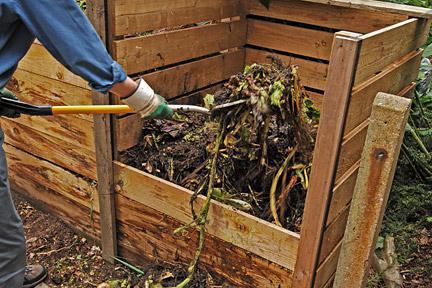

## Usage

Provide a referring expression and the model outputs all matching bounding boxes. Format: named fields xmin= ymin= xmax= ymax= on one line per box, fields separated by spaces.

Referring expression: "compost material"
xmin=122 ymin=58 xmax=319 ymax=232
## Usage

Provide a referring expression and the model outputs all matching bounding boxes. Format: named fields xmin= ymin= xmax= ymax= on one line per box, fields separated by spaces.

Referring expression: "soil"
xmin=14 ymin=193 xmax=230 ymax=288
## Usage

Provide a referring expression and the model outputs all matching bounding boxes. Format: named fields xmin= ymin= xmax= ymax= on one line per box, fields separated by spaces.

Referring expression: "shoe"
xmin=22 ymin=265 xmax=48 ymax=288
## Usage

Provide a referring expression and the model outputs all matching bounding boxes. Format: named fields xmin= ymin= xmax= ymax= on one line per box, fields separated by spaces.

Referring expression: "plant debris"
xmin=122 ymin=59 xmax=319 ymax=286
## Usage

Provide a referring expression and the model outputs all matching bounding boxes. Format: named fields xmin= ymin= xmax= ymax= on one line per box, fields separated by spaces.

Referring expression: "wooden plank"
xmin=245 ymin=48 xmax=328 ymax=91
xmin=326 ymin=162 xmax=359 ymax=227
xmin=293 ymin=32 xmax=361 ymax=288
xmin=346 ymin=50 xmax=422 ymax=135
xmin=315 ymin=242 xmax=342 ymax=288
xmin=4 ymin=144 xmax=99 ymax=214
xmin=144 ymin=49 xmax=244 ymax=99
xmin=18 ymin=43 xmax=89 ymax=90
xmin=5 ymin=114 xmax=95 ymax=151
xmin=114 ymin=0 xmax=243 ymax=36
xmin=318 ymin=206 xmax=349 ymax=265
xmin=355 ymin=18 xmax=430 ymax=85
xmin=8 ymin=69 xmax=93 ymax=121
xmin=247 ymin=0 xmax=407 ymax=33
xmin=116 ymin=194 xmax=293 ymax=288
xmin=299 ymin=0 xmax=432 ymax=19
xmin=114 ymin=20 xmax=247 ymax=74
xmin=247 ymin=19 xmax=334 ymax=61
xmin=1 ymin=120 xmax=97 ymax=180
xmin=334 ymin=93 xmax=411 ymax=287
xmin=306 ymin=91 xmax=324 ymax=110
xmin=114 ymin=162 xmax=300 ymax=271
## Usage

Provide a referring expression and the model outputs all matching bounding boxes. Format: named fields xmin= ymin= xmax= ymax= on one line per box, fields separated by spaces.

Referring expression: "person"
xmin=0 ymin=0 xmax=173 ymax=287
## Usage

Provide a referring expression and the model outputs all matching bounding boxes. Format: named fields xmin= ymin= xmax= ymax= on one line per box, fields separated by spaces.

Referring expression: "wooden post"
xmin=293 ymin=32 xmax=361 ymax=288
xmin=87 ymin=0 xmax=118 ymax=263
xmin=333 ymin=93 xmax=411 ymax=287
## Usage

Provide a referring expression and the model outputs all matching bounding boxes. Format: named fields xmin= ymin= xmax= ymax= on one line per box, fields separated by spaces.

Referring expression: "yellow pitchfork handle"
xmin=51 ymin=105 xmax=133 ymax=115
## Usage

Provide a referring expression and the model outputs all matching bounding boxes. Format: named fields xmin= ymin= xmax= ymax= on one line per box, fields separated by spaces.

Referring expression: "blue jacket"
xmin=0 ymin=0 xmax=126 ymax=93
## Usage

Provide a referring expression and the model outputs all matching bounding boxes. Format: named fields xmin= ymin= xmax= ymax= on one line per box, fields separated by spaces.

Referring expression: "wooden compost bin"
xmin=1 ymin=1 xmax=431 ymax=287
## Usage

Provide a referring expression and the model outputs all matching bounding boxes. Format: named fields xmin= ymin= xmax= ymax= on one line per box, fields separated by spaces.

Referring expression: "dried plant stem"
xmin=270 ymin=146 xmax=297 ymax=226
xmin=175 ymin=121 xmax=225 ymax=288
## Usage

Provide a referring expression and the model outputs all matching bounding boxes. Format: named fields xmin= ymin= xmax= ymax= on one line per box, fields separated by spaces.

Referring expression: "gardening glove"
xmin=0 ymin=87 xmax=21 ymax=118
xmin=121 ymin=79 xmax=173 ymax=119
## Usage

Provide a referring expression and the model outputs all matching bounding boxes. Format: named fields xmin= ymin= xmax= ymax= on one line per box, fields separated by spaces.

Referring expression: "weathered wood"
xmin=334 ymin=93 xmax=411 ymax=287
xmin=4 ymin=144 xmax=99 ymax=214
xmin=1 ymin=120 xmax=97 ymax=180
xmin=113 ymin=0 xmax=243 ymax=36
xmin=114 ymin=162 xmax=300 ymax=270
xmin=293 ymin=33 xmax=361 ymax=288
xmin=245 ymin=48 xmax=328 ymax=91
xmin=315 ymin=242 xmax=342 ymax=288
xmin=144 ymin=49 xmax=244 ymax=99
xmin=247 ymin=0 xmax=407 ymax=33
xmin=300 ymin=0 xmax=432 ymax=19
xmin=346 ymin=50 xmax=422 ymax=135
xmin=88 ymin=0 xmax=118 ymax=263
xmin=114 ymin=20 xmax=247 ymax=74
xmin=247 ymin=19 xmax=334 ymax=61
xmin=18 ymin=43 xmax=89 ymax=90
xmin=355 ymin=18 xmax=429 ymax=85
xmin=5 ymin=114 xmax=94 ymax=151
xmin=116 ymin=194 xmax=293 ymax=288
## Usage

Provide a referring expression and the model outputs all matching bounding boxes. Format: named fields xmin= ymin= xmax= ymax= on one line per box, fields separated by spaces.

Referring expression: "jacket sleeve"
xmin=13 ymin=0 xmax=127 ymax=93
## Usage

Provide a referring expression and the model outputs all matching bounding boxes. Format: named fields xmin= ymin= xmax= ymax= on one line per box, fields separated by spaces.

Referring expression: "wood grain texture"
xmin=315 ymin=241 xmax=342 ymax=288
xmin=18 ymin=43 xmax=89 ymax=90
xmin=116 ymin=194 xmax=293 ymax=288
xmin=1 ymin=120 xmax=97 ymax=180
xmin=4 ymin=144 xmax=99 ymax=214
xmin=114 ymin=0 xmax=243 ymax=36
xmin=355 ymin=18 xmax=430 ymax=85
xmin=245 ymin=48 xmax=328 ymax=91
xmin=334 ymin=93 xmax=411 ymax=287
xmin=346 ymin=50 xmax=422 ymax=135
xmin=144 ymin=50 xmax=244 ymax=99
xmin=300 ymin=0 xmax=432 ymax=19
xmin=293 ymin=33 xmax=361 ymax=288
xmin=114 ymin=162 xmax=300 ymax=271
xmin=247 ymin=0 xmax=407 ymax=33
xmin=247 ymin=19 xmax=334 ymax=61
xmin=114 ymin=20 xmax=247 ymax=74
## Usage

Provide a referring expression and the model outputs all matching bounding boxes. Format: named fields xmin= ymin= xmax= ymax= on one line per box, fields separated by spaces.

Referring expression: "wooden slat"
xmin=247 ymin=0 xmax=407 ymax=33
xmin=318 ymin=206 xmax=349 ymax=264
xmin=5 ymin=114 xmax=95 ymax=151
xmin=18 ymin=43 xmax=89 ymax=90
xmin=334 ymin=93 xmax=411 ymax=287
xmin=8 ymin=69 xmax=93 ymax=122
xmin=315 ymin=242 xmax=342 ymax=288
xmin=116 ymin=194 xmax=293 ymax=288
xmin=4 ymin=144 xmax=99 ymax=214
xmin=355 ymin=18 xmax=430 ymax=85
xmin=247 ymin=19 xmax=334 ymax=61
xmin=114 ymin=162 xmax=300 ymax=271
xmin=245 ymin=48 xmax=328 ymax=91
xmin=293 ymin=33 xmax=361 ymax=288
xmin=1 ymin=120 xmax=97 ymax=180
xmin=306 ymin=91 xmax=324 ymax=110
xmin=114 ymin=20 xmax=247 ymax=74
xmin=346 ymin=50 xmax=422 ymax=135
xmin=300 ymin=0 xmax=432 ymax=19
xmin=114 ymin=0 xmax=243 ymax=36
xmin=144 ymin=49 xmax=244 ymax=99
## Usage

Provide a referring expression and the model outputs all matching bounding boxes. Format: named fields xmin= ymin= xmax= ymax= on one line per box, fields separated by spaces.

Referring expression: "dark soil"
xmin=14 ymin=193 xmax=229 ymax=287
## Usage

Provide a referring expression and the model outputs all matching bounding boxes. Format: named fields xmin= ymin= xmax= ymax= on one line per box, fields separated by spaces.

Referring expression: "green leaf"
xmin=426 ymin=216 xmax=432 ymax=223
xmin=424 ymin=43 xmax=432 ymax=57
xmin=203 ymin=94 xmax=215 ymax=109
xmin=376 ymin=236 xmax=385 ymax=249
xmin=270 ymin=81 xmax=285 ymax=107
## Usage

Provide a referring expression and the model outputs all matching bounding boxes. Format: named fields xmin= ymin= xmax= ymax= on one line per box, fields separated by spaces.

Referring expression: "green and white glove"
xmin=0 ymin=87 xmax=21 ymax=118
xmin=121 ymin=79 xmax=173 ymax=119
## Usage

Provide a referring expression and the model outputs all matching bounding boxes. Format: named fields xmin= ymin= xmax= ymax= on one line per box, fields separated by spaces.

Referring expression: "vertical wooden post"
xmin=87 ymin=0 xmax=118 ymax=263
xmin=293 ymin=32 xmax=361 ymax=288
xmin=334 ymin=93 xmax=411 ymax=287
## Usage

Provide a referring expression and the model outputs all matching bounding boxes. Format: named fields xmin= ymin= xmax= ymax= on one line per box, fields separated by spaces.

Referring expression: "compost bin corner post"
xmin=87 ymin=0 xmax=118 ymax=263
xmin=292 ymin=31 xmax=362 ymax=288
xmin=333 ymin=92 xmax=412 ymax=287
